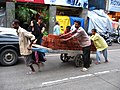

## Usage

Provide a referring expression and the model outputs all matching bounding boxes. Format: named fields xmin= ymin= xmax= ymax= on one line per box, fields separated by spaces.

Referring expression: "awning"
xmin=16 ymin=0 xmax=88 ymax=8
xmin=16 ymin=0 xmax=44 ymax=4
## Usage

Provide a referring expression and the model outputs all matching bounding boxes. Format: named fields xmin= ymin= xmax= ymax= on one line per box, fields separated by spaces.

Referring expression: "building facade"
xmin=0 ymin=0 xmax=88 ymax=34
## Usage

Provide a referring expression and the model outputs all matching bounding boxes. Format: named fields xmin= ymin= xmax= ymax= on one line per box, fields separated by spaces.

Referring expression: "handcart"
xmin=49 ymin=50 xmax=95 ymax=67
xmin=32 ymin=44 xmax=96 ymax=67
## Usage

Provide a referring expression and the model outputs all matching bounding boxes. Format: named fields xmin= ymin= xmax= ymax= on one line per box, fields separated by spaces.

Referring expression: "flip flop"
xmin=26 ymin=71 xmax=36 ymax=75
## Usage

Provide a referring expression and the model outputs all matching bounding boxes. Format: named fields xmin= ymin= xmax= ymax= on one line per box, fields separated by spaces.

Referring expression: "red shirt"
xmin=64 ymin=30 xmax=71 ymax=34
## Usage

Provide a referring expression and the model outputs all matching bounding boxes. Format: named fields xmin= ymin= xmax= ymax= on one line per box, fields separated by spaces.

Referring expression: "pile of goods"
xmin=41 ymin=34 xmax=96 ymax=51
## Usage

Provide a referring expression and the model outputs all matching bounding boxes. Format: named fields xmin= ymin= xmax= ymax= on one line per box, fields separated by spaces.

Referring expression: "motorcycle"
xmin=100 ymin=32 xmax=112 ymax=46
xmin=110 ymin=27 xmax=120 ymax=44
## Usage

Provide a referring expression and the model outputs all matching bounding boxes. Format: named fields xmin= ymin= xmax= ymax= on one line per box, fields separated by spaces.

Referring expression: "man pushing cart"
xmin=32 ymin=21 xmax=96 ymax=72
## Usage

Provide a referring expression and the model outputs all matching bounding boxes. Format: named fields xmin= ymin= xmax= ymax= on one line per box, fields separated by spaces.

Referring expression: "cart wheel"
xmin=74 ymin=54 xmax=83 ymax=67
xmin=60 ymin=53 xmax=69 ymax=62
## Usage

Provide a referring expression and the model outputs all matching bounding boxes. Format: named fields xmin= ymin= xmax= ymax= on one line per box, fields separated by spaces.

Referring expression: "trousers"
xmin=96 ymin=48 xmax=108 ymax=62
xmin=82 ymin=45 xmax=91 ymax=68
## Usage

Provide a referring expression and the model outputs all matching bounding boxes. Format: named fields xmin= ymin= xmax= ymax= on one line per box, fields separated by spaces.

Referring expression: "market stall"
xmin=56 ymin=15 xmax=85 ymax=34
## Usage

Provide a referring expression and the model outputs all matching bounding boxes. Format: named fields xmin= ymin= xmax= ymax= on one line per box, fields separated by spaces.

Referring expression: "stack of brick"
xmin=42 ymin=34 xmax=96 ymax=51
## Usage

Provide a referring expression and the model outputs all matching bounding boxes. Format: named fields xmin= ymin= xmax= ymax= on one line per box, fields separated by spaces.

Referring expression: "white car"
xmin=0 ymin=27 xmax=17 ymax=36
xmin=0 ymin=27 xmax=20 ymax=66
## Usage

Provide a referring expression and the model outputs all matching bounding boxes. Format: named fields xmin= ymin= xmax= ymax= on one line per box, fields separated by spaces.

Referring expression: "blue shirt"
xmin=53 ymin=25 xmax=60 ymax=35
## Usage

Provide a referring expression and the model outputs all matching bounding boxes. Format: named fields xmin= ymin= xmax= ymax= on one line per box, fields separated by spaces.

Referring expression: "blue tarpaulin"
xmin=32 ymin=48 xmax=48 ymax=53
xmin=69 ymin=16 xmax=84 ymax=28
xmin=87 ymin=10 xmax=113 ymax=34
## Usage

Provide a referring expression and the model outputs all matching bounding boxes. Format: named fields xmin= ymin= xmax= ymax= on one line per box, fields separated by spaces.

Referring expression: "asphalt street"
xmin=0 ymin=43 xmax=120 ymax=90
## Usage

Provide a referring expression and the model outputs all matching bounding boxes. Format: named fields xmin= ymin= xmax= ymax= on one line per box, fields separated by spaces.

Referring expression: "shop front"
xmin=108 ymin=0 xmax=120 ymax=22
xmin=107 ymin=0 xmax=120 ymax=30
xmin=15 ymin=2 xmax=49 ymax=31
xmin=15 ymin=0 xmax=88 ymax=34
xmin=55 ymin=6 xmax=84 ymax=34
xmin=0 ymin=0 xmax=15 ymax=27
xmin=108 ymin=12 xmax=120 ymax=22
xmin=1 ymin=0 xmax=88 ymax=34
xmin=50 ymin=0 xmax=88 ymax=34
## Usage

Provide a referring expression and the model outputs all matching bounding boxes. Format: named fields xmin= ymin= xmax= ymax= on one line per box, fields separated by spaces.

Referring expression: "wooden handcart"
xmin=32 ymin=44 xmax=96 ymax=67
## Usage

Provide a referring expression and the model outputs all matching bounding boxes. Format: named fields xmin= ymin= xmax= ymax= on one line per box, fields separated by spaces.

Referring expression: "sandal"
xmin=26 ymin=71 xmax=36 ymax=75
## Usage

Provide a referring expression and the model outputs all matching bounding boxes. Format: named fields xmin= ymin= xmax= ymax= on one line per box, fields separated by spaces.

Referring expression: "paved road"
xmin=0 ymin=43 xmax=120 ymax=90
xmin=108 ymin=43 xmax=120 ymax=50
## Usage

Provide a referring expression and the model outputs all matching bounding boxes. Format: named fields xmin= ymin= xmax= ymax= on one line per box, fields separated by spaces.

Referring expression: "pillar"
xmin=49 ymin=5 xmax=56 ymax=34
xmin=6 ymin=2 xmax=15 ymax=28
xmin=79 ymin=9 xmax=88 ymax=31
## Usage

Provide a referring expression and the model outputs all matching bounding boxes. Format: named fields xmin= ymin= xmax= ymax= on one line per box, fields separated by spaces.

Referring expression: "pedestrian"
xmin=90 ymin=29 xmax=109 ymax=64
xmin=28 ymin=20 xmax=38 ymax=36
xmin=71 ymin=20 xmax=77 ymax=31
xmin=53 ymin=21 xmax=60 ymax=35
xmin=28 ymin=20 xmax=43 ymax=63
xmin=64 ymin=26 xmax=71 ymax=34
xmin=12 ymin=19 xmax=39 ymax=74
xmin=28 ymin=17 xmax=46 ymax=64
xmin=61 ymin=21 xmax=91 ymax=71
xmin=36 ymin=16 xmax=46 ymax=64
xmin=37 ymin=16 xmax=45 ymax=45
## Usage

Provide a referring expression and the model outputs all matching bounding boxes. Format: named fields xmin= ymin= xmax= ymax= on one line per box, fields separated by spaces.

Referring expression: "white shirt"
xmin=71 ymin=24 xmax=76 ymax=31
xmin=53 ymin=25 xmax=60 ymax=35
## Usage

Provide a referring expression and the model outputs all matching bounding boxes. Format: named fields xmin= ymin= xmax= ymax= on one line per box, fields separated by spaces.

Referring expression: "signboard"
xmin=16 ymin=0 xmax=88 ymax=8
xmin=44 ymin=0 xmax=88 ymax=8
xmin=88 ymin=0 xmax=106 ymax=10
xmin=109 ymin=0 xmax=120 ymax=12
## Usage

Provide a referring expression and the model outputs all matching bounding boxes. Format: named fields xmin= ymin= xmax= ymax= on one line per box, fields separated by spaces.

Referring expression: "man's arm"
xmin=41 ymin=27 xmax=45 ymax=33
xmin=23 ymin=30 xmax=36 ymax=49
xmin=60 ymin=30 xmax=76 ymax=38
xmin=62 ymin=36 xmax=73 ymax=41
xmin=62 ymin=31 xmax=78 ymax=41
xmin=24 ymin=30 xmax=35 ymax=40
xmin=28 ymin=39 xmax=37 ymax=49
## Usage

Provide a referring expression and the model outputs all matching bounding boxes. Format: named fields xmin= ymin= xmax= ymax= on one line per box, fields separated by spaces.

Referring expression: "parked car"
xmin=0 ymin=27 xmax=20 ymax=66
xmin=0 ymin=27 xmax=17 ymax=36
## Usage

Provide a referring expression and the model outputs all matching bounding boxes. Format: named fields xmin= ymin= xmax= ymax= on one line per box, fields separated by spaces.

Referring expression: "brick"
xmin=48 ymin=34 xmax=60 ymax=39
xmin=41 ymin=35 xmax=96 ymax=51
